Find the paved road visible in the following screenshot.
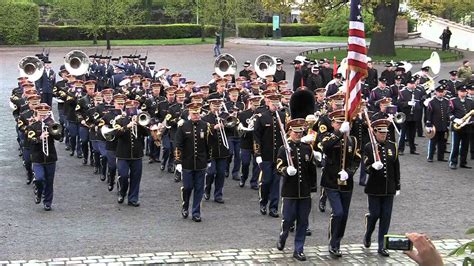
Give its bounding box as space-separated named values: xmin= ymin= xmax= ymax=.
xmin=0 ymin=43 xmax=472 ymax=260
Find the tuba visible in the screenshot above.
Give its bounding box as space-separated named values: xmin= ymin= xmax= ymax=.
xmin=64 ymin=50 xmax=90 ymax=76
xmin=18 ymin=56 xmax=44 ymax=82
xmin=214 ymin=53 xmax=237 ymax=77
xmin=254 ymin=54 xmax=276 ymax=79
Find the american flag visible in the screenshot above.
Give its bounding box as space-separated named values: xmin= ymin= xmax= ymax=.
xmin=345 ymin=0 xmax=368 ymax=120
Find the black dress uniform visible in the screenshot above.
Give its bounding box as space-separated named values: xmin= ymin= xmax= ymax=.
xmin=174 ymin=110 xmax=211 ymax=221
xmin=76 ymin=94 xmax=95 ymax=164
xmin=166 ymin=102 xmax=185 ymax=172
xmin=27 ymin=105 xmax=63 ymax=211
xmin=398 ymin=83 xmax=426 ymax=154
xmin=253 ymin=107 xmax=286 ymax=216
xmin=18 ymin=108 xmax=35 ymax=184
xmin=448 ymin=86 xmax=474 ymax=169
xmin=276 ymin=122 xmax=317 ymax=260
xmin=114 ymin=110 xmax=148 ymax=206
xmin=426 ymin=91 xmax=451 ymax=161
xmin=320 ymin=116 xmax=360 ymax=256
xmin=369 ymin=85 xmax=393 ymax=112
xmin=238 ymin=108 xmax=260 ymax=189
xmin=363 ymin=124 xmax=400 ymax=255
xmin=202 ymin=112 xmax=230 ymax=202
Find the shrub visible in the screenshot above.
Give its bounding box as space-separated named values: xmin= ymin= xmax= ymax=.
xmin=237 ymin=23 xmax=320 ymax=38
xmin=319 ymin=8 xmax=374 ymax=37
xmin=38 ymin=24 xmax=219 ymax=41
xmin=0 ymin=1 xmax=39 ymax=45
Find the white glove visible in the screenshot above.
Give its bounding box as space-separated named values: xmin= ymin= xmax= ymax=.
xmin=453 ymin=118 xmax=463 ymax=125
xmin=256 ymin=156 xmax=263 ymax=165
xmin=301 ymin=134 xmax=315 ymax=144
xmin=338 ymin=169 xmax=349 ymax=181
xmin=371 ymin=161 xmax=384 ymax=171
xmin=177 ymin=119 xmax=184 ymax=127
xmin=408 ymin=100 xmax=416 ymax=106
xmin=340 ymin=121 xmax=350 ymax=134
xmin=313 ymin=151 xmax=322 ymax=162
xmin=175 ymin=164 xmax=182 ymax=173
xmin=425 ymin=127 xmax=432 ymax=133
xmin=396 ymin=190 xmax=400 ymax=196
xmin=207 ymin=162 xmax=212 ymax=168
xmin=423 ymin=98 xmax=430 ymax=107
xmin=286 ymin=166 xmax=297 ymax=176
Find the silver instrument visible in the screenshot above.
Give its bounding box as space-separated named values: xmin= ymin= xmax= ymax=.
xmin=214 ymin=53 xmax=237 ymax=77
xmin=215 ymin=108 xmax=229 ymax=149
xmin=41 ymin=114 xmax=62 ymax=156
xmin=254 ymin=54 xmax=277 ymax=79
xmin=64 ymin=50 xmax=90 ymax=76
xmin=19 ymin=56 xmax=44 ymax=82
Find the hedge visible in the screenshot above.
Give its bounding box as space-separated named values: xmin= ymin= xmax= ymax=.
xmin=38 ymin=24 xmax=219 ymax=41
xmin=0 ymin=2 xmax=39 ymax=45
xmin=237 ymin=23 xmax=320 ymax=38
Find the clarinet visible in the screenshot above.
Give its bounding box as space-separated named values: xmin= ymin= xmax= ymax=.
xmin=410 ymin=92 xmax=415 ymax=115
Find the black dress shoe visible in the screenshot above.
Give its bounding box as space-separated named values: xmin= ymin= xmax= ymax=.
xmin=94 ymin=167 xmax=100 ymax=174
xmin=399 ymin=150 xmax=404 ymax=155
xmin=65 ymin=146 xmax=71 ymax=151
xmin=427 ymin=158 xmax=433 ymax=162
xmin=329 ymin=247 xmax=342 ymax=258
xmin=232 ymin=176 xmax=240 ymax=181
xmin=128 ymin=201 xmax=140 ymax=207
xmin=363 ymin=236 xmax=371 ymax=248
xmin=318 ymin=200 xmax=326 ymax=212
xmin=160 ymin=165 xmax=165 ymax=171
xmin=34 ymin=191 xmax=41 ymax=204
xmin=214 ymin=198 xmax=225 ymax=204
xmin=305 ymin=228 xmax=312 ymax=236
xmin=204 ymin=193 xmax=210 ymax=200
xmin=293 ymin=252 xmax=306 ymax=261
xmin=250 ymin=186 xmax=259 ymax=190
xmin=378 ymin=249 xmax=390 ymax=257
xmin=108 ymin=183 xmax=114 ymax=192
xmin=277 ymin=238 xmax=285 ymax=250
xmin=449 ymin=163 xmax=457 ymax=170
xmin=410 ymin=151 xmax=420 ymax=155
xmin=117 ymin=195 xmax=124 ymax=204
xmin=260 ymin=206 xmax=267 ymax=215
xmin=77 ymin=154 xmax=83 ymax=159
xmin=43 ymin=205 xmax=51 ymax=211
xmin=460 ymin=164 xmax=472 ymax=169
xmin=174 ymin=175 xmax=181 ymax=183
xmin=69 ymin=151 xmax=75 ymax=156
xmin=225 ymin=171 xmax=229 ymax=178
xmin=239 ymin=181 xmax=245 ymax=187
xmin=148 ymin=158 xmax=154 ymax=164
xmin=192 ymin=216 xmax=202 ymax=222
xmin=181 ymin=208 xmax=189 ymax=218
xmin=167 ymin=168 xmax=174 ymax=173
xmin=438 ymin=159 xmax=448 ymax=162
xmin=268 ymin=210 xmax=279 ymax=218
xmin=289 ymin=225 xmax=295 ymax=232
xmin=82 ymin=158 xmax=88 ymax=165
xmin=100 ymin=174 xmax=106 ymax=182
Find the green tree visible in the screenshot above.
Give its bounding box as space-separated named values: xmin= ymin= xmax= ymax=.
xmin=53 ymin=0 xmax=144 ymax=49
xmin=199 ymin=0 xmax=261 ymax=47
xmin=261 ymin=0 xmax=295 ymax=22
xmin=161 ymin=0 xmax=196 ymax=23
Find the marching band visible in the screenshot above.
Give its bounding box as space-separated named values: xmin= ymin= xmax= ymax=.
xmin=9 ymin=49 xmax=473 ymax=261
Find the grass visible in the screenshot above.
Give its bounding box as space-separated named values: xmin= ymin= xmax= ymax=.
xmin=305 ymin=48 xmax=461 ymax=62
xmin=33 ymin=38 xmax=214 ymax=47
xmin=277 ymin=36 xmax=371 ymax=43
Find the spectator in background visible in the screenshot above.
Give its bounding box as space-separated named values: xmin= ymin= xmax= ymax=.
xmin=214 ymin=32 xmax=221 ymax=57
xmin=440 ymin=26 xmax=452 ymax=51
xmin=457 ymin=60 xmax=472 ymax=84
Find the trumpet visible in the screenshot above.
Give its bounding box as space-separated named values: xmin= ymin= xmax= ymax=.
xmin=41 ymin=115 xmax=62 ymax=156
xmin=453 ymin=110 xmax=474 ymax=130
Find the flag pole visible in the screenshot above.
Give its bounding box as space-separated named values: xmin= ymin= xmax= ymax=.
xmin=339 ymin=67 xmax=351 ymax=186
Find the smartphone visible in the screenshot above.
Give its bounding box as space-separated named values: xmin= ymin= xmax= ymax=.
xmin=384 ymin=235 xmax=413 ymax=251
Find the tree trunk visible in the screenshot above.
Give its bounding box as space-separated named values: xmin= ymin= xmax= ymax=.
xmin=93 ymin=35 xmax=98 ymax=45
xmin=220 ymin=18 xmax=225 ymax=48
xmin=368 ymin=1 xmax=399 ymax=57
xmin=200 ymin=22 xmax=205 ymax=42
xmin=105 ymin=25 xmax=111 ymax=50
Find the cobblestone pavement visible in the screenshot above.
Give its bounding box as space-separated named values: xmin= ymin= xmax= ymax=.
xmin=1 ymin=239 xmax=470 ymax=265
xmin=0 ymin=42 xmax=472 ymax=261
